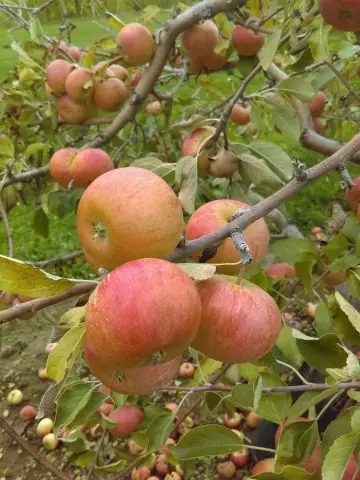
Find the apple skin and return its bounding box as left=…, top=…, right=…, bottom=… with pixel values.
left=65, top=68, right=94, bottom=103
left=156, top=454, right=169, bottom=475
left=68, top=46, right=81, bottom=61
left=182, top=127, right=216, bottom=177
left=94, top=78, right=128, bottom=112
left=84, top=258, right=201, bottom=368
left=191, top=276, right=281, bottom=364
left=46, top=59, right=73, bottom=93
left=216, top=461, right=236, bottom=478
left=232, top=25, right=264, bottom=56
left=266, top=263, right=296, bottom=279
left=50, top=148, right=78, bottom=188
left=185, top=199, right=269, bottom=275
left=345, top=176, right=360, bottom=210
left=56, top=95, right=90, bottom=124
left=202, top=49, right=227, bottom=70
left=85, top=342, right=182, bottom=395
left=108, top=406, right=144, bottom=438
left=251, top=458, right=275, bottom=475
left=224, top=412, right=242, bottom=429
left=108, top=64, right=129, bottom=82
left=230, top=448, right=249, bottom=466
left=116, top=23, right=154, bottom=66
left=319, top=0, right=360, bottom=32
left=131, top=466, right=151, bottom=480
left=179, top=362, right=195, bottom=378
left=182, top=20, right=219, bottom=58
left=69, top=149, right=114, bottom=188
left=77, top=167, right=184, bottom=272
left=230, top=104, right=251, bottom=126
left=246, top=411, right=261, bottom=428
left=308, top=92, right=326, bottom=117
left=146, top=101, right=162, bottom=115
left=314, top=118, right=324, bottom=134
left=97, top=402, right=113, bottom=416
left=323, top=269, right=346, bottom=286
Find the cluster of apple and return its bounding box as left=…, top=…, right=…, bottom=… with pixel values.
left=45, top=23, right=154, bottom=124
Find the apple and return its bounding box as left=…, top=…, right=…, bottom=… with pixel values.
left=116, top=23, right=154, bottom=66
left=46, top=59, right=73, bottom=93
left=314, top=118, right=324, bottom=134
left=36, top=418, right=54, bottom=437
left=251, top=458, right=275, bottom=475
left=90, top=424, right=102, bottom=438
left=129, top=439, right=146, bottom=455
left=179, top=362, right=195, bottom=378
left=97, top=402, right=113, bottom=416
left=65, top=68, right=94, bottom=103
left=178, top=416, right=194, bottom=434
left=283, top=312, right=293, bottom=322
left=165, top=474, right=182, bottom=480
left=156, top=454, right=169, bottom=475
left=108, top=406, right=144, bottom=438
left=182, top=20, right=219, bottom=58
left=43, top=433, right=59, bottom=450
left=266, top=263, right=296, bottom=279
left=162, top=437, right=176, bottom=453
left=146, top=101, right=162, bottom=115
left=308, top=92, right=326, bottom=117
left=131, top=70, right=142, bottom=86
left=182, top=126, right=216, bottom=177
left=67, top=46, right=81, bottom=61
left=230, top=448, right=249, bottom=466
left=191, top=276, right=281, bottom=363
left=185, top=199, right=269, bottom=275
left=69, top=148, right=114, bottom=188
left=246, top=411, right=261, bottom=428
left=131, top=466, right=151, bottom=480
left=20, top=405, right=36, bottom=420
left=166, top=402, right=178, bottom=413
left=94, top=78, right=128, bottom=112
left=49, top=147, right=78, bottom=188
left=56, top=95, right=90, bottom=124
left=318, top=0, right=360, bottom=31
left=38, top=367, right=48, bottom=380
left=45, top=342, right=58, bottom=354
left=345, top=176, right=360, bottom=210
left=7, top=389, right=23, bottom=405
left=306, top=302, right=317, bottom=318
left=188, top=56, right=203, bottom=74
left=216, top=461, right=236, bottom=478
left=232, top=24, right=264, bottom=56
left=209, top=150, right=240, bottom=178
left=148, top=477, right=161, bottom=480
left=312, top=226, right=322, bottom=234
left=202, top=49, right=227, bottom=70
left=85, top=343, right=182, bottom=395
left=76, top=168, right=184, bottom=271
left=224, top=412, right=242, bottom=429
left=230, top=104, right=251, bottom=126
left=108, top=64, right=129, bottom=81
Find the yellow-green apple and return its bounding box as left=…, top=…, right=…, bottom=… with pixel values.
left=230, top=104, right=251, bottom=125
left=65, top=68, right=94, bottom=103
left=182, top=126, right=216, bottom=177
left=179, top=362, right=195, bottom=378
left=191, top=276, right=281, bottom=363
left=116, top=23, right=154, bottom=66
left=307, top=92, right=326, bottom=117
left=345, top=176, right=360, bottom=210
left=56, top=95, right=90, bottom=124
left=182, top=20, right=219, bottom=58
left=318, top=0, right=360, bottom=31
left=50, top=148, right=78, bottom=188
left=46, top=59, right=74, bottom=93
left=267, top=263, right=296, bottom=279
left=232, top=25, right=264, bottom=56
left=94, top=78, right=128, bottom=112
left=76, top=168, right=184, bottom=271
left=185, top=199, right=269, bottom=275
left=69, top=148, right=114, bottom=188
left=108, top=406, right=144, bottom=438
left=251, top=458, right=275, bottom=475
left=216, top=461, right=236, bottom=478
left=246, top=411, right=261, bottom=428
left=146, top=101, right=162, bottom=115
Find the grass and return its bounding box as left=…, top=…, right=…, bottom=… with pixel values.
left=0, top=14, right=359, bottom=278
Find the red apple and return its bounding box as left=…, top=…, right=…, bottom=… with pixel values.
left=69, top=148, right=114, bottom=188
left=251, top=458, right=275, bottom=475
left=182, top=126, right=216, bottom=177
left=308, top=92, right=326, bottom=117
left=312, top=226, right=322, bottom=234
left=19, top=405, right=36, bottom=421
left=108, top=64, right=129, bottom=82
left=56, top=95, right=90, bottom=124
left=185, top=199, right=270, bottom=275
left=166, top=402, right=178, bottom=413
left=156, top=454, right=169, bottom=475
left=182, top=20, right=219, bottom=58
left=68, top=46, right=81, bottom=61
left=224, top=412, right=242, bottom=429
left=246, top=411, right=261, bottom=428
left=146, top=101, right=162, bottom=115
left=230, top=104, right=251, bottom=126
left=97, top=402, right=113, bottom=416
left=108, top=406, right=144, bottom=438
left=162, top=437, right=176, bottom=453
left=132, top=466, right=151, bottom=480
left=179, top=362, right=195, bottom=378
left=230, top=448, right=249, bottom=466
left=232, top=24, right=264, bottom=56
left=266, top=263, right=296, bottom=279
left=318, top=0, right=360, bottom=32
left=46, top=59, right=73, bottom=93
left=313, top=118, right=324, bottom=134
left=191, top=276, right=281, bottom=363
left=345, top=176, right=360, bottom=210
left=131, top=70, right=142, bottom=86
left=49, top=148, right=78, bottom=188
left=216, top=461, right=236, bottom=478
left=77, top=168, right=184, bottom=272
left=94, top=77, right=128, bottom=112
left=65, top=68, right=94, bottom=103
left=116, top=23, right=154, bottom=66
left=202, top=49, right=227, bottom=70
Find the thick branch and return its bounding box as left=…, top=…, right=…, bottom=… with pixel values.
left=169, top=134, right=360, bottom=261
left=86, top=0, right=245, bottom=148
left=2, top=165, right=50, bottom=188
left=0, top=283, right=95, bottom=324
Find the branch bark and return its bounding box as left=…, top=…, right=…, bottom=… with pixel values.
left=26, top=250, right=84, bottom=268
left=2, top=165, right=50, bottom=188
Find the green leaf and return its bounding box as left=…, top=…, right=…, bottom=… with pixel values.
left=341, top=214, right=360, bottom=244
left=246, top=268, right=269, bottom=291
left=322, top=410, right=360, bottom=480
left=275, top=421, right=318, bottom=468
left=46, top=324, right=85, bottom=383
left=259, top=29, right=282, bottom=70
left=60, top=306, right=86, bottom=328
left=205, top=392, right=224, bottom=412
left=239, top=153, right=283, bottom=187
left=295, top=260, right=316, bottom=296
left=0, top=255, right=79, bottom=297
left=60, top=429, right=89, bottom=453
left=295, top=333, right=347, bottom=374
left=271, top=104, right=300, bottom=141
left=335, top=291, right=360, bottom=335
left=33, top=209, right=49, bottom=238
left=69, top=391, right=106, bottom=430
left=346, top=270, right=360, bottom=299
left=131, top=157, right=175, bottom=183
left=276, top=76, right=315, bottom=102
left=185, top=357, right=222, bottom=387
left=0, top=135, right=15, bottom=157
left=256, top=372, right=292, bottom=424
left=326, top=346, right=360, bottom=381
left=11, top=41, right=38, bottom=67
left=177, top=263, right=216, bottom=281
left=249, top=465, right=321, bottom=479
left=107, top=12, right=125, bottom=30
left=170, top=425, right=243, bottom=459
left=29, top=18, right=43, bottom=43
left=237, top=363, right=265, bottom=381
left=96, top=36, right=117, bottom=50
left=276, top=326, right=303, bottom=367
left=308, top=65, right=335, bottom=92
left=246, top=142, right=293, bottom=181
left=314, top=301, right=334, bottom=336
left=143, top=5, right=160, bottom=24
left=270, top=239, right=318, bottom=265
left=24, top=142, right=48, bottom=161
left=323, top=406, right=360, bottom=458
left=146, top=412, right=174, bottom=452
left=82, top=45, right=96, bottom=68
left=309, top=25, right=332, bottom=62
left=41, top=183, right=59, bottom=215
left=110, top=392, right=126, bottom=408
left=176, top=156, right=198, bottom=214
left=101, top=413, right=118, bottom=429
left=72, top=450, right=95, bottom=467
left=287, top=389, right=338, bottom=422
left=95, top=459, right=127, bottom=475
left=232, top=384, right=255, bottom=409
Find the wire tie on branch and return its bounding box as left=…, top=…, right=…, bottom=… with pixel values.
left=292, top=158, right=308, bottom=181
left=320, top=202, right=347, bottom=246
left=337, top=162, right=355, bottom=189
left=232, top=229, right=253, bottom=265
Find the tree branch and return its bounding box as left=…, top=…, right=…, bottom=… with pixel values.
left=0, top=417, right=71, bottom=480
left=324, top=61, right=360, bottom=104
left=85, top=0, right=246, bottom=149
left=169, top=134, right=360, bottom=261
left=25, top=251, right=84, bottom=268
left=2, top=165, right=50, bottom=188
left=0, top=283, right=95, bottom=325
left=0, top=196, right=14, bottom=257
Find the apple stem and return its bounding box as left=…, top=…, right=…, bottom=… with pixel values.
left=236, top=266, right=245, bottom=284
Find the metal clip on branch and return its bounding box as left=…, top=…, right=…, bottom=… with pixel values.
left=292, top=158, right=308, bottom=181
left=337, top=162, right=355, bottom=189
left=231, top=208, right=253, bottom=265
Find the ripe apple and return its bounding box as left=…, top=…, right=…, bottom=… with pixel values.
left=56, top=95, right=90, bottom=124
left=191, top=276, right=281, bottom=363
left=345, top=176, right=360, bottom=210
left=129, top=439, right=145, bottom=455
left=266, top=263, right=296, bottom=279
left=246, top=411, right=261, bottom=428
left=84, top=259, right=201, bottom=368
left=306, top=302, right=317, bottom=318
left=251, top=458, right=275, bottom=475
left=7, top=389, right=23, bottom=405
left=230, top=104, right=251, bottom=126
left=202, top=49, right=227, bottom=70
left=108, top=64, right=128, bottom=82
left=94, top=78, right=128, bottom=112
left=108, top=406, right=144, bottom=438
left=20, top=405, right=36, bottom=420
left=131, top=70, right=142, bottom=86
left=97, top=402, right=113, bottom=416
left=156, top=454, right=169, bottom=475
left=36, top=418, right=54, bottom=437
left=43, top=433, right=59, bottom=450
left=216, top=461, right=236, bottom=478
left=232, top=24, right=264, bottom=56
left=131, top=466, right=151, bottom=480
left=166, top=402, right=178, bottom=413
left=313, top=118, right=324, bottom=134
left=312, top=226, right=322, bottom=235
left=68, top=46, right=81, bottom=61
left=185, top=199, right=270, bottom=275
left=45, top=342, right=57, bottom=354
left=65, top=68, right=94, bottom=103
left=146, top=101, right=162, bottom=115
left=308, top=92, right=326, bottom=117
left=188, top=56, right=203, bottom=74
left=46, top=59, right=73, bottom=93
left=182, top=126, right=216, bottom=177
left=76, top=167, right=184, bottom=271
left=318, top=0, right=360, bottom=31
left=230, top=448, right=249, bottom=466
left=85, top=343, right=182, bottom=395
left=49, top=148, right=78, bottom=188
left=179, top=362, right=195, bottom=378
left=209, top=150, right=240, bottom=178
left=223, top=412, right=242, bottom=429
left=182, top=20, right=219, bottom=58
left=116, top=23, right=154, bottom=66
left=69, top=148, right=114, bottom=188
left=38, top=367, right=48, bottom=380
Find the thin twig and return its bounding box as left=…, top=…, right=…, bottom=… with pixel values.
left=26, top=251, right=84, bottom=268
left=0, top=417, right=71, bottom=480
left=170, top=397, right=202, bottom=438
left=86, top=429, right=107, bottom=480
left=0, top=196, right=14, bottom=257
left=324, top=61, right=360, bottom=104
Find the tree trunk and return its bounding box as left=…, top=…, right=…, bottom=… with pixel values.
left=74, top=0, right=81, bottom=16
